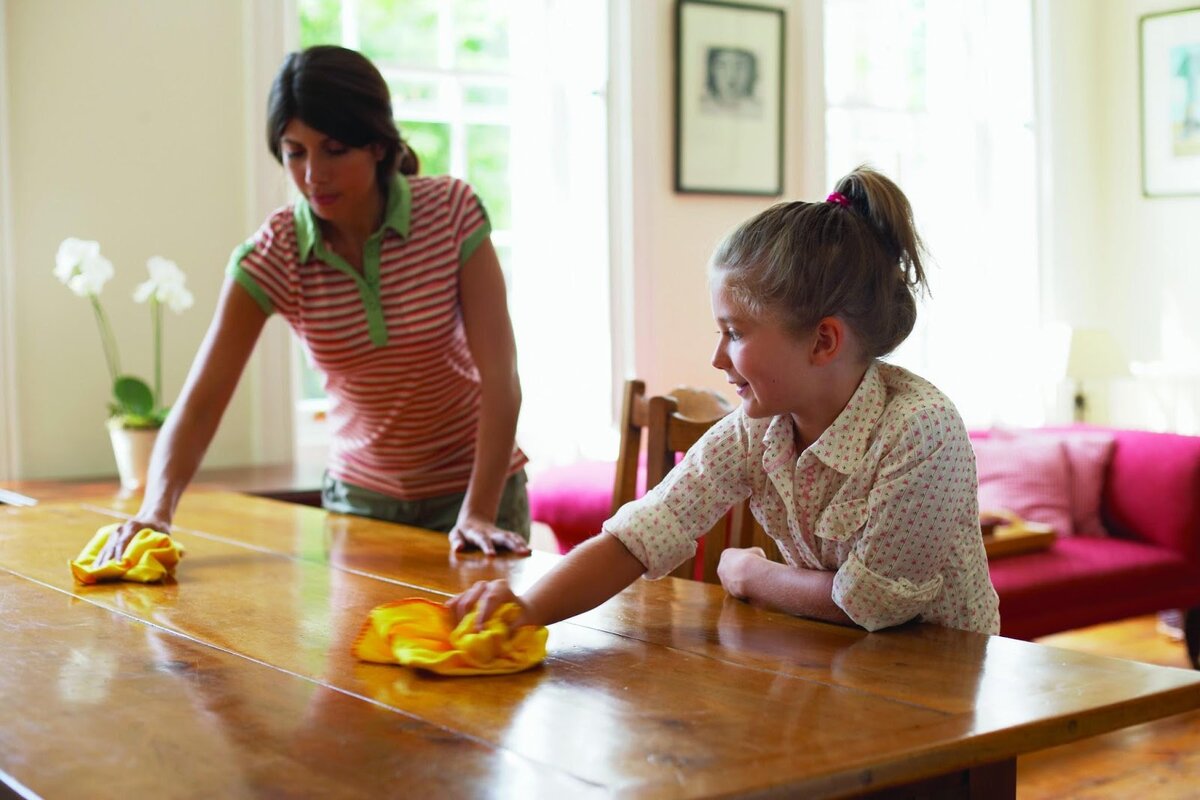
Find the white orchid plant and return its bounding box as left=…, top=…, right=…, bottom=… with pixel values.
left=55, top=238, right=195, bottom=429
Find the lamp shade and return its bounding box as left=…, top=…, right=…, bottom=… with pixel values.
left=1065, top=328, right=1128, bottom=381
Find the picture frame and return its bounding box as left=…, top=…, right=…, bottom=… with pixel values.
left=674, top=0, right=785, bottom=196
left=1140, top=6, right=1200, bottom=197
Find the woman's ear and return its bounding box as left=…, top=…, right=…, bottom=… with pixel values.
left=371, top=143, right=386, bottom=162
left=810, top=317, right=846, bottom=366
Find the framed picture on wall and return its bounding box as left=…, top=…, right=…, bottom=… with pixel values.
left=674, top=0, right=785, bottom=196
left=1140, top=6, right=1200, bottom=197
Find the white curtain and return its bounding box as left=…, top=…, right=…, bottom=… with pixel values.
left=509, top=0, right=614, bottom=469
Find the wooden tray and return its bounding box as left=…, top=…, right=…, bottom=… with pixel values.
left=983, top=522, right=1056, bottom=559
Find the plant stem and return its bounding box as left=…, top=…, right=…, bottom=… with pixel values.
left=89, top=294, right=121, bottom=383
left=152, top=296, right=162, bottom=409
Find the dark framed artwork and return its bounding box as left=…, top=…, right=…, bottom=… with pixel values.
left=674, top=0, right=785, bottom=196
left=1140, top=6, right=1200, bottom=197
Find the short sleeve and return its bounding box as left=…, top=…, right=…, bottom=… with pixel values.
left=604, top=411, right=753, bottom=579
left=225, top=210, right=298, bottom=318
left=446, top=179, right=492, bottom=265
left=831, top=405, right=980, bottom=631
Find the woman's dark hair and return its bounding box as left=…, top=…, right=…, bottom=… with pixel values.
left=709, top=165, right=929, bottom=361
left=267, top=45, right=418, bottom=183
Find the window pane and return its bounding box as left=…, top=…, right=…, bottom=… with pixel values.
left=297, top=353, right=326, bottom=401
left=359, top=0, right=440, bottom=67
left=463, top=84, right=509, bottom=109
left=399, top=120, right=451, bottom=176
left=388, top=79, right=440, bottom=112
left=298, top=0, right=341, bottom=48
left=454, top=0, right=510, bottom=72
left=465, top=124, right=511, bottom=230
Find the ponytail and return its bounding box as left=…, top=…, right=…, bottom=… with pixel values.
left=710, top=165, right=929, bottom=360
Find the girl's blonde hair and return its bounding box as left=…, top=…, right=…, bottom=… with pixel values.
left=710, top=165, right=928, bottom=360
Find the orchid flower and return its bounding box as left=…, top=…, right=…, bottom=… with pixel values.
left=133, top=256, right=195, bottom=313
left=133, top=256, right=194, bottom=410
left=55, top=239, right=192, bottom=428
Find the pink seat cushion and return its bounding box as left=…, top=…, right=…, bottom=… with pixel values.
left=989, top=536, right=1200, bottom=639
left=973, top=436, right=1074, bottom=536
left=527, top=461, right=619, bottom=553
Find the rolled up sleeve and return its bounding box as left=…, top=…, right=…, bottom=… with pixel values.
left=604, top=411, right=753, bottom=580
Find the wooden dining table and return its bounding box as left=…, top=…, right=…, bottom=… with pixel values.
left=2, top=487, right=1200, bottom=799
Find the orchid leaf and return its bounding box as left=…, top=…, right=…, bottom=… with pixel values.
left=113, top=376, right=154, bottom=416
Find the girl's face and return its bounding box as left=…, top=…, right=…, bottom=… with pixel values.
left=710, top=280, right=814, bottom=419
left=280, top=118, right=382, bottom=228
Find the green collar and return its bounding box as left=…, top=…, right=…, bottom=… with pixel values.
left=293, top=172, right=412, bottom=262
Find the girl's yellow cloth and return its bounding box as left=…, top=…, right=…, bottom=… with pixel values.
left=70, top=523, right=184, bottom=584
left=353, top=598, right=547, bottom=676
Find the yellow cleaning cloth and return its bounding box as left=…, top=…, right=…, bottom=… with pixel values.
left=70, top=523, right=185, bottom=584
left=353, top=598, right=547, bottom=676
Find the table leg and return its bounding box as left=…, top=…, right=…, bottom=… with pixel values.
left=859, top=758, right=1016, bottom=799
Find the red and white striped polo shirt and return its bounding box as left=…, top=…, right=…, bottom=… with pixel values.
left=228, top=173, right=527, bottom=500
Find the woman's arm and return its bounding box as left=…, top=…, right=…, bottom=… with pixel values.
left=448, top=532, right=647, bottom=627
left=95, top=278, right=268, bottom=562
left=717, top=548, right=855, bottom=626
left=452, top=236, right=526, bottom=555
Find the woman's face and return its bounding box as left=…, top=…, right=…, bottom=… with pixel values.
left=280, top=118, right=382, bottom=228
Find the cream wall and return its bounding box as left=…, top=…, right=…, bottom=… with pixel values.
left=4, top=0, right=279, bottom=478
left=622, top=0, right=825, bottom=401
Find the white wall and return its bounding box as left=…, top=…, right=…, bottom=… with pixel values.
left=4, top=0, right=280, bottom=479
left=622, top=0, right=825, bottom=400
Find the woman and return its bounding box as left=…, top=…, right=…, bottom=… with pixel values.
left=98, top=46, right=529, bottom=564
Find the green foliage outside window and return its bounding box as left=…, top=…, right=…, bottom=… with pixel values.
left=465, top=124, right=511, bottom=230
left=298, top=0, right=341, bottom=49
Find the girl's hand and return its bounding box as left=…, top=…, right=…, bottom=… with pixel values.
left=448, top=514, right=531, bottom=557
left=717, top=546, right=767, bottom=601
left=447, top=579, right=530, bottom=629
left=94, top=516, right=171, bottom=566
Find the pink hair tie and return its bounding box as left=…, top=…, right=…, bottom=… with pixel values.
left=826, top=191, right=851, bottom=208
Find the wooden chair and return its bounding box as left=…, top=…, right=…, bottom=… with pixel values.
left=611, top=378, right=780, bottom=583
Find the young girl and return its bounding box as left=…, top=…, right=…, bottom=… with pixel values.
left=94, top=45, right=530, bottom=565
left=450, top=167, right=1000, bottom=636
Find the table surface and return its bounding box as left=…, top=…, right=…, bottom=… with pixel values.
left=2, top=489, right=1200, bottom=799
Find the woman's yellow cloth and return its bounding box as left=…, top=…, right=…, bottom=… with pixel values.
left=70, top=523, right=185, bottom=584
left=353, top=598, right=547, bottom=676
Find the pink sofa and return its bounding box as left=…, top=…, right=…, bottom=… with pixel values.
left=528, top=426, right=1200, bottom=666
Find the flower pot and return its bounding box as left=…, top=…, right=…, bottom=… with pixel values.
left=107, top=422, right=159, bottom=491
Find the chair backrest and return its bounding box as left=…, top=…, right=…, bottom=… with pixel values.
left=611, top=379, right=779, bottom=583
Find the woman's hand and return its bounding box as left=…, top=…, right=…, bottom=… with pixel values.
left=717, top=546, right=767, bottom=601
left=448, top=514, right=531, bottom=557
left=94, top=515, right=172, bottom=566
left=447, top=579, right=530, bottom=629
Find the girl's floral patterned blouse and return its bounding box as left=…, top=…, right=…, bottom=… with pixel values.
left=605, top=361, right=1000, bottom=635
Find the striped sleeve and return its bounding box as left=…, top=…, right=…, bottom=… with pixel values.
left=225, top=210, right=297, bottom=317
left=447, top=178, right=492, bottom=265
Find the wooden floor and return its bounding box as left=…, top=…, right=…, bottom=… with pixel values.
left=1020, top=617, right=1199, bottom=799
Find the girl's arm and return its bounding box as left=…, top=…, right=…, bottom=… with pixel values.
left=95, top=278, right=268, bottom=562
left=452, top=236, right=527, bottom=556
left=448, top=532, right=647, bottom=627
left=717, top=548, right=856, bottom=626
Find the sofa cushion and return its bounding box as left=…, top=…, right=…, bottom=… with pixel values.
left=973, top=436, right=1074, bottom=536
left=988, top=536, right=1200, bottom=639
left=1101, top=428, right=1200, bottom=561
left=1056, top=432, right=1116, bottom=536
left=972, top=428, right=1116, bottom=536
